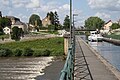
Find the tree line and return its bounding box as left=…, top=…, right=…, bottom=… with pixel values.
left=84, top=16, right=120, bottom=30
left=29, top=11, right=70, bottom=31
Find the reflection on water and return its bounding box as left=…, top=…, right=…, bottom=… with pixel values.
left=0, top=57, right=53, bottom=80
left=89, top=41, right=120, bottom=71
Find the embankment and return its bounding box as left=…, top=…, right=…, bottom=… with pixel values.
left=103, top=38, right=120, bottom=45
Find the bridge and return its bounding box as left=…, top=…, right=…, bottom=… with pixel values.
left=59, top=35, right=118, bottom=80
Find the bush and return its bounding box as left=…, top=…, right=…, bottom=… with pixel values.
left=51, top=50, right=64, bottom=56
left=41, top=49, right=51, bottom=56
left=33, top=50, right=42, bottom=57
left=23, top=48, right=34, bottom=56
left=14, top=49, right=23, bottom=56
left=0, top=48, right=13, bottom=57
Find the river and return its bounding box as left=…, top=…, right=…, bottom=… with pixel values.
left=0, top=57, right=53, bottom=80
left=88, top=41, right=120, bottom=72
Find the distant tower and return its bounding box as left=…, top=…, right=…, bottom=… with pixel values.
left=0, top=11, right=2, bottom=18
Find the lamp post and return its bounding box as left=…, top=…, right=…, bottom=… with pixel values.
left=70, top=0, right=72, bottom=44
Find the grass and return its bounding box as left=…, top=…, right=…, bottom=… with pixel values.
left=0, top=37, right=64, bottom=57
left=0, top=34, right=9, bottom=39
left=40, top=31, right=59, bottom=34
left=105, top=33, right=120, bottom=40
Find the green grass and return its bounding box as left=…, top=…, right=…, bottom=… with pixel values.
left=40, top=31, right=59, bottom=34
left=0, top=37, right=64, bottom=56
left=106, top=33, right=120, bottom=40
left=0, top=34, right=9, bottom=39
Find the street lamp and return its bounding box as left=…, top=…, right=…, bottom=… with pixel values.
left=70, top=0, right=72, bottom=44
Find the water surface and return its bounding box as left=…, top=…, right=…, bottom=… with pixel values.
left=89, top=41, right=120, bottom=71
left=0, top=57, right=53, bottom=80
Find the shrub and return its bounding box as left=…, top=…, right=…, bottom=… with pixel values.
left=51, top=50, right=64, bottom=56
left=56, top=41, right=62, bottom=44
left=14, top=49, right=23, bottom=56
left=33, top=50, right=42, bottom=57
left=41, top=49, right=51, bottom=56
left=23, top=48, right=34, bottom=56
left=0, top=48, right=13, bottom=57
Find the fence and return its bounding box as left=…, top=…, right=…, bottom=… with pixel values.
left=59, top=42, right=75, bottom=80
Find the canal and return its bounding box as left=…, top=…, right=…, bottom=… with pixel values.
left=88, top=41, right=120, bottom=72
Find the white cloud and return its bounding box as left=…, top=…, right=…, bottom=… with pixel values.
left=88, top=0, right=120, bottom=11
left=8, top=11, right=13, bottom=16
left=2, top=0, right=9, bottom=6
left=0, top=0, right=28, bottom=8
left=26, top=0, right=40, bottom=8
left=12, top=0, right=27, bottom=8
left=17, top=13, right=28, bottom=22
left=58, top=4, right=70, bottom=15
left=59, top=4, right=70, bottom=10
left=95, top=12, right=111, bottom=19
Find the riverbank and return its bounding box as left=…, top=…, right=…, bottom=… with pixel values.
left=103, top=37, right=120, bottom=45
left=0, top=37, right=64, bottom=57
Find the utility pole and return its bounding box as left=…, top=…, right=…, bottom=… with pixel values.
left=70, top=0, right=72, bottom=44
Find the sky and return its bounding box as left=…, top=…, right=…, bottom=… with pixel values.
left=0, top=0, right=120, bottom=26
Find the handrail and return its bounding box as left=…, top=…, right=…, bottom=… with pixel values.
left=59, top=43, right=75, bottom=80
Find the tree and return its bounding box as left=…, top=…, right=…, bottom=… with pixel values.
left=0, top=17, right=11, bottom=35
left=54, top=11, right=60, bottom=30
left=29, top=14, right=42, bottom=29
left=0, top=17, right=11, bottom=28
left=63, top=15, right=70, bottom=30
left=0, top=26, right=3, bottom=35
left=0, top=11, right=2, bottom=17
left=46, top=11, right=61, bottom=30
left=48, top=24, right=56, bottom=31
left=111, top=23, right=120, bottom=30
left=49, top=11, right=54, bottom=25
left=84, top=17, right=105, bottom=30
left=11, top=27, right=23, bottom=41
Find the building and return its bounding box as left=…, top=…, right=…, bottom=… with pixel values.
left=3, top=26, right=11, bottom=34
left=42, top=15, right=51, bottom=27
left=11, top=21, right=28, bottom=33
left=6, top=16, right=20, bottom=25
left=28, top=24, right=38, bottom=32
left=101, top=20, right=113, bottom=34
left=103, top=20, right=112, bottom=30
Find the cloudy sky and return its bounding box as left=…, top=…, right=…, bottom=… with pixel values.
left=0, top=0, right=120, bottom=26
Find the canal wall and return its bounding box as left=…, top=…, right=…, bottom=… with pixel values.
left=103, top=38, right=120, bottom=45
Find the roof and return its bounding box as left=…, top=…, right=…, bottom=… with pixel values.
left=14, top=21, right=24, bottom=25
left=6, top=16, right=20, bottom=21
left=105, top=20, right=112, bottom=24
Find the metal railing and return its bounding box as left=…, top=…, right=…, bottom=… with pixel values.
left=59, top=42, right=75, bottom=80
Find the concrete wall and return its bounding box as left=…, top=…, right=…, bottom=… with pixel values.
left=64, top=38, right=69, bottom=55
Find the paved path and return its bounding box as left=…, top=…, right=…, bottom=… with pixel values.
left=74, top=36, right=118, bottom=80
